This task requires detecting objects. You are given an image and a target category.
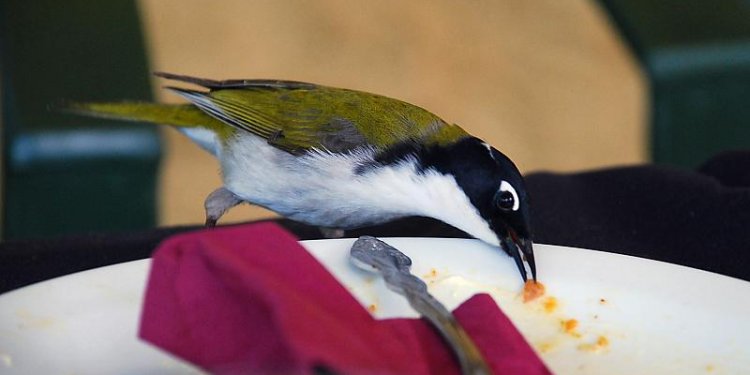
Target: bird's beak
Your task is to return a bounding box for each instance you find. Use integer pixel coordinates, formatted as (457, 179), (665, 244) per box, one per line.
(500, 228), (537, 283)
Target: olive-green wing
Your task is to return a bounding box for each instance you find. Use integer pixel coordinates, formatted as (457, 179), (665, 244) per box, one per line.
(159, 73), (469, 155)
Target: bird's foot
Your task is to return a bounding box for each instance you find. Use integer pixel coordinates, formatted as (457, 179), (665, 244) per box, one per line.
(204, 187), (243, 227)
(319, 227), (345, 239)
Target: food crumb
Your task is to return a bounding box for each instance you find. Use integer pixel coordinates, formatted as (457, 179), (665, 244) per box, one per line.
(578, 336), (610, 353)
(367, 304), (377, 313)
(599, 298), (607, 305)
(705, 364), (715, 372)
(537, 341), (557, 353)
(522, 280), (545, 302)
(561, 319), (579, 336)
(543, 297), (558, 313)
(422, 268), (438, 278)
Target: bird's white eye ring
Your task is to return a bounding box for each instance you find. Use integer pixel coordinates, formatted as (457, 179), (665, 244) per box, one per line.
(496, 181), (520, 211)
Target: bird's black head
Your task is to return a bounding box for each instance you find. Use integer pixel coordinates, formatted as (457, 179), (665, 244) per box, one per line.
(421, 136), (536, 282)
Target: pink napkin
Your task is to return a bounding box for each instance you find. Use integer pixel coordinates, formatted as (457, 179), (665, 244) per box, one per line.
(139, 223), (552, 375)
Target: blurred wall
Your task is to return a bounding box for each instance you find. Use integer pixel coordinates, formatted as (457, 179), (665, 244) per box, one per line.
(137, 0), (646, 226)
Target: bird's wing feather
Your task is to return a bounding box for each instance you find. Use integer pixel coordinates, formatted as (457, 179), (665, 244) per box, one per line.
(160, 73), (469, 154)
(155, 71), (316, 90)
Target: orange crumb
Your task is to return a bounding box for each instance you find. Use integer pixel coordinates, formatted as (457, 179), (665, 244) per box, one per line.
(367, 304), (377, 313)
(578, 335), (610, 352)
(543, 297), (558, 313)
(561, 319), (581, 338)
(522, 280), (546, 302)
(422, 268), (438, 278)
(562, 319), (578, 333)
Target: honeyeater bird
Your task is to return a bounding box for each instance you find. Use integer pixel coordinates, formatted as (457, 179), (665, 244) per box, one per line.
(69, 72), (536, 282)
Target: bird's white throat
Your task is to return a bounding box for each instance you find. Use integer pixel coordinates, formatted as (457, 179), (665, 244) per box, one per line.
(211, 133), (498, 246)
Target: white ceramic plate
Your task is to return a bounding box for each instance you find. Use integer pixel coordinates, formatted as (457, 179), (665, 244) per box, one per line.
(1, 238), (749, 374)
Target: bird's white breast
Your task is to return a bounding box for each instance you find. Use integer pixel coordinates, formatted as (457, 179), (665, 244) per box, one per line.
(216, 133), (498, 245)
(177, 127), (220, 155)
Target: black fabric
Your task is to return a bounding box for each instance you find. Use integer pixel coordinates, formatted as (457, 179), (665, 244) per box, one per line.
(526, 152), (750, 279)
(1, 151), (749, 293)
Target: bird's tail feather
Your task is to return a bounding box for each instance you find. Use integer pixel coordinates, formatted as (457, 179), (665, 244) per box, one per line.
(63, 101), (221, 130)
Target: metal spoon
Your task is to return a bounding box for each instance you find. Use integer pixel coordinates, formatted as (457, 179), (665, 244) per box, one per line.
(350, 236), (492, 375)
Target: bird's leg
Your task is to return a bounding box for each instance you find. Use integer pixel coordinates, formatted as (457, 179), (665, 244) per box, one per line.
(204, 187), (243, 227)
(319, 227), (346, 239)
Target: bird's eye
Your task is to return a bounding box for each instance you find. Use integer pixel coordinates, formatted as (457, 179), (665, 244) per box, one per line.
(495, 181), (519, 211)
(496, 191), (515, 210)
